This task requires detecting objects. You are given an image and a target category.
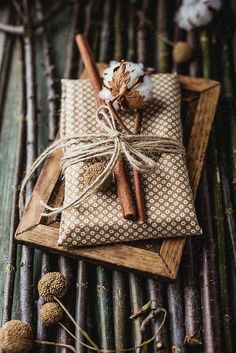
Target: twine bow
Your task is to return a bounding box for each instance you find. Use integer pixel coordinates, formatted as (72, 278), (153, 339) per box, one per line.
(19, 104), (185, 217)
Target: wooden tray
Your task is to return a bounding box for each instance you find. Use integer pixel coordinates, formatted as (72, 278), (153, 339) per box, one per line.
(15, 75), (220, 279)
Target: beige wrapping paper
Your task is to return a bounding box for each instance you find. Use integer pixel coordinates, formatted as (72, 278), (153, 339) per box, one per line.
(58, 73), (202, 247)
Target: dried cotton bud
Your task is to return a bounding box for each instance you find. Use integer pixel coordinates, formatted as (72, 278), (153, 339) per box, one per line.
(38, 272), (68, 302)
(173, 42), (193, 63)
(99, 60), (153, 111)
(84, 162), (113, 192)
(40, 302), (64, 326)
(175, 0), (222, 31)
(0, 320), (33, 353)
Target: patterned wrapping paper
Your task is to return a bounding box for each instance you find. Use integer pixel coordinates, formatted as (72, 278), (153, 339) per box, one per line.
(58, 73), (202, 247)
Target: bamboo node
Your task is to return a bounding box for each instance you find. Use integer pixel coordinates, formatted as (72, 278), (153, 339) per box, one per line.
(225, 207), (233, 215)
(76, 281), (88, 289)
(97, 284), (107, 293)
(5, 264), (15, 273)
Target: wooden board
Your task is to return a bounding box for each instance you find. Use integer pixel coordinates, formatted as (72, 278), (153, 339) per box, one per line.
(15, 75), (221, 279)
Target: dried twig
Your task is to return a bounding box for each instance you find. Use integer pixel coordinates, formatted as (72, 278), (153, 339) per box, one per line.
(147, 279), (169, 353)
(113, 270), (128, 352)
(96, 266), (114, 350)
(167, 279), (186, 353)
(199, 170), (223, 353)
(20, 0), (37, 326)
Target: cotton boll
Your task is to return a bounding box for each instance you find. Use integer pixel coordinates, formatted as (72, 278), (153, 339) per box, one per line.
(189, 2), (213, 28)
(99, 87), (114, 100)
(176, 0), (222, 31)
(136, 75), (154, 101)
(125, 62), (145, 88)
(99, 60), (153, 111)
(204, 0), (222, 10)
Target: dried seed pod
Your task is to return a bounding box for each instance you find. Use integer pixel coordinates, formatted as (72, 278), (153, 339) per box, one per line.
(173, 41), (193, 63)
(84, 162), (113, 192)
(40, 302), (64, 326)
(0, 320), (33, 353)
(99, 60), (153, 111)
(38, 272), (68, 302)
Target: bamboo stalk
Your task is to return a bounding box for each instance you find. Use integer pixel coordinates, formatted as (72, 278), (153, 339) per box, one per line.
(182, 29), (202, 347)
(198, 29), (223, 353)
(210, 132), (233, 353)
(96, 266), (114, 350)
(19, 0), (38, 327)
(112, 270), (128, 352)
(167, 279), (186, 353)
(129, 273), (145, 353)
(34, 1), (59, 349)
(57, 256), (77, 353)
(1, 13), (21, 323)
(183, 240), (202, 345)
(198, 169), (223, 353)
(98, 0), (112, 63)
(75, 261), (88, 353)
(157, 0), (170, 73)
(64, 1), (82, 80)
(147, 279), (169, 353)
(127, 0), (136, 62)
(219, 38), (236, 347)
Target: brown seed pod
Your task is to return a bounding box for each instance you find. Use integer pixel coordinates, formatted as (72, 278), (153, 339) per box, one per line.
(84, 162), (113, 192)
(0, 320), (33, 353)
(38, 272), (68, 302)
(172, 41), (193, 64)
(40, 302), (64, 326)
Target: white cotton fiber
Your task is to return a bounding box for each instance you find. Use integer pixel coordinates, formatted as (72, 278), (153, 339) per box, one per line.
(176, 0), (222, 31)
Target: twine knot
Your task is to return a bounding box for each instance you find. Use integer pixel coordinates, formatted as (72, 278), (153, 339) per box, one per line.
(19, 104), (185, 217)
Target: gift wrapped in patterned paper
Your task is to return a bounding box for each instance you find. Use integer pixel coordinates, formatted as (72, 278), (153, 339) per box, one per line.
(58, 73), (202, 247)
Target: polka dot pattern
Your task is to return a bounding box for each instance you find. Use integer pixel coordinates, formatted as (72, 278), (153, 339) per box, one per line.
(58, 74), (202, 247)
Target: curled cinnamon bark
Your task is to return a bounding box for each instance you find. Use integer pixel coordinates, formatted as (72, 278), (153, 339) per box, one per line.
(75, 34), (136, 220)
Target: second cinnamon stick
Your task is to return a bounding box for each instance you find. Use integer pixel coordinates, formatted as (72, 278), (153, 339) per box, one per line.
(75, 34), (136, 220)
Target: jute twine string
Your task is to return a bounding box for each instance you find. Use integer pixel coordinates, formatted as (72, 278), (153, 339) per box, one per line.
(19, 104), (185, 217)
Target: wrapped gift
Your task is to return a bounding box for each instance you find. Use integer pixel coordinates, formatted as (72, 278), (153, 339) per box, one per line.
(57, 73), (201, 247)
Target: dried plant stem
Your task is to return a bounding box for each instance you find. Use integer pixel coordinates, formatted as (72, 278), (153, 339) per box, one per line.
(99, 0), (112, 63)
(137, 0), (148, 67)
(35, 0), (59, 142)
(127, 0), (136, 62)
(34, 339), (76, 353)
(210, 133), (233, 353)
(183, 240), (202, 345)
(167, 279), (186, 353)
(0, 22), (23, 34)
(129, 273), (145, 353)
(157, 0), (170, 73)
(112, 270), (128, 352)
(147, 279), (169, 353)
(2, 32), (22, 323)
(199, 170), (223, 353)
(180, 29), (203, 348)
(57, 256), (77, 353)
(20, 0), (38, 327)
(96, 266), (114, 350)
(76, 261), (88, 353)
(64, 0), (82, 79)
(32, 0), (73, 29)
(220, 38), (236, 344)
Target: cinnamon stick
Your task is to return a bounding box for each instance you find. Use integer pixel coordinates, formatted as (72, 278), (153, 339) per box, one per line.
(75, 34), (136, 220)
(134, 111), (145, 223)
